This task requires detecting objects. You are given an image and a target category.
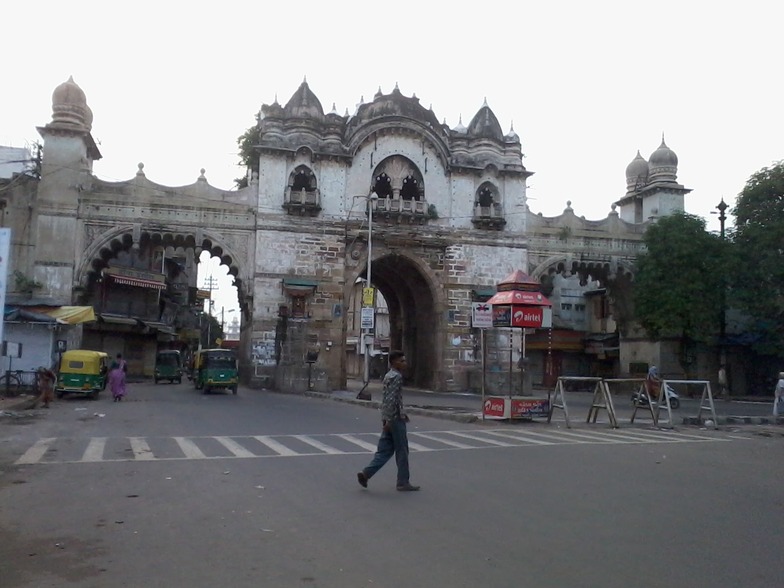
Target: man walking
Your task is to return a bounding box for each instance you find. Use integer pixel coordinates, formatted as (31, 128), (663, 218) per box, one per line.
(357, 350), (420, 492)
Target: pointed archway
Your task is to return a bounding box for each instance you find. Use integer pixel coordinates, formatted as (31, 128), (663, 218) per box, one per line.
(358, 252), (441, 389)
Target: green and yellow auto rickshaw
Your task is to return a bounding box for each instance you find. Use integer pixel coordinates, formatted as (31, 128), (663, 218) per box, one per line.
(154, 350), (183, 384)
(193, 349), (238, 394)
(55, 350), (110, 399)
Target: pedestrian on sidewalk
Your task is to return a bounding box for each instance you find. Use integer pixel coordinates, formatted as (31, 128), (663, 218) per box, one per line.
(356, 350), (420, 492)
(717, 365), (729, 399)
(33, 366), (57, 409)
(773, 372), (784, 417)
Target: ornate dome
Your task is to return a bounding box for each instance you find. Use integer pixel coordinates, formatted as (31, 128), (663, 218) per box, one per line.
(625, 150), (649, 190)
(466, 99), (504, 141)
(51, 75), (89, 129)
(648, 136), (678, 182)
(283, 79), (325, 120)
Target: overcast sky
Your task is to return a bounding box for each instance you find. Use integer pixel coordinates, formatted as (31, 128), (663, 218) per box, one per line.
(3, 1), (782, 308)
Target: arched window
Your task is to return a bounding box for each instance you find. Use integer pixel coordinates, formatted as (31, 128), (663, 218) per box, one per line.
(401, 176), (421, 201)
(477, 186), (494, 207)
(373, 173), (392, 198)
(290, 165), (317, 192)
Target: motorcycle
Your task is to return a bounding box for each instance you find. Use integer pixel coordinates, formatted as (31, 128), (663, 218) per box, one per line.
(631, 383), (680, 409)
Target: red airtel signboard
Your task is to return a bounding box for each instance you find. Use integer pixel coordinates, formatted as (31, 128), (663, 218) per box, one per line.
(512, 307), (544, 328)
(493, 305), (552, 328)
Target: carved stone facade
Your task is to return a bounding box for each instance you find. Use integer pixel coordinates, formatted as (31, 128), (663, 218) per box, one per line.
(3, 77), (693, 389)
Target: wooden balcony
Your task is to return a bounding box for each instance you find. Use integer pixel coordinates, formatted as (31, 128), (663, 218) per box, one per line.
(471, 202), (506, 230)
(283, 188), (321, 216)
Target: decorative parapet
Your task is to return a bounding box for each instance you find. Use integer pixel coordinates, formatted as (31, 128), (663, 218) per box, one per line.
(471, 202), (506, 230)
(283, 187), (321, 216)
(373, 197), (429, 225)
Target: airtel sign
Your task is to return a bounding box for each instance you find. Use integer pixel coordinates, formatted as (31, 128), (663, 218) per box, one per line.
(512, 307), (552, 328)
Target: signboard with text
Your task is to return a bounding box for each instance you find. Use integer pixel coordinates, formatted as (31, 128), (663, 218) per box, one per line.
(471, 302), (493, 328)
(360, 307), (375, 330)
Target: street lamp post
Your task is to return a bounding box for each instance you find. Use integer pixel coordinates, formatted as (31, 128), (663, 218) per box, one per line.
(357, 191), (378, 400)
(715, 198), (728, 361)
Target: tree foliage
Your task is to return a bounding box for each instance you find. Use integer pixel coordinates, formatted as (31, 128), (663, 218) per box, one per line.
(234, 123), (260, 189)
(633, 212), (725, 347)
(730, 160), (784, 356)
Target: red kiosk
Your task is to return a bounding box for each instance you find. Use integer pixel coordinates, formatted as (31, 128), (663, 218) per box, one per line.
(481, 270), (552, 420)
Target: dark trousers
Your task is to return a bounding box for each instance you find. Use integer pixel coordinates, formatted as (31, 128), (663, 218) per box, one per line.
(363, 419), (410, 486)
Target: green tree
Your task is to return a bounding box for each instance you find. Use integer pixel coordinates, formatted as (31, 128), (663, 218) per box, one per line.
(633, 212), (726, 370)
(234, 122), (260, 189)
(200, 313), (225, 348)
(730, 160), (784, 356)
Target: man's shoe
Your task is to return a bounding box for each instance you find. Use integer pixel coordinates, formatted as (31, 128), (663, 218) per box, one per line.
(357, 471), (368, 488)
(396, 483), (420, 492)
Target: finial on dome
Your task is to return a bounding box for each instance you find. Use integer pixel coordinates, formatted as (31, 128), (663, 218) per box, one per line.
(303, 75), (308, 84)
(565, 200), (573, 211)
(273, 93), (279, 105)
(483, 97), (489, 107)
(136, 162), (145, 176)
(198, 168), (207, 182)
(330, 102), (338, 115)
(394, 82), (399, 91)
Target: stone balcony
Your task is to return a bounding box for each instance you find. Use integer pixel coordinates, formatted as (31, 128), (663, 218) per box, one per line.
(471, 202), (506, 230)
(283, 187), (321, 216)
(372, 197), (430, 225)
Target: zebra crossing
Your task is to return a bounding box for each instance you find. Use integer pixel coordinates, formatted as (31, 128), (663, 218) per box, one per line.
(13, 427), (729, 465)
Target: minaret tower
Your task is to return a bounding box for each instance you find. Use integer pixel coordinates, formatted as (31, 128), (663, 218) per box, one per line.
(34, 76), (102, 303)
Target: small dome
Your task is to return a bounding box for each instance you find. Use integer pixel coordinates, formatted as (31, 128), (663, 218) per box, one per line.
(649, 138), (678, 168)
(625, 150), (649, 190)
(452, 115), (467, 134)
(648, 136), (678, 182)
(505, 122), (519, 142)
(466, 99), (504, 141)
(51, 76), (88, 129)
(283, 79), (324, 119)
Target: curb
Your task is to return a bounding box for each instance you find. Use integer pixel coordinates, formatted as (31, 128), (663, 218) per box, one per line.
(682, 415), (784, 426)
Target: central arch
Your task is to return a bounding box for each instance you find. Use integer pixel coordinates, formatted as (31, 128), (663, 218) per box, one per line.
(355, 251), (443, 389)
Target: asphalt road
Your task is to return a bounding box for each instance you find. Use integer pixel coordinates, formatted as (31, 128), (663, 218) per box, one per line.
(1, 381), (783, 588)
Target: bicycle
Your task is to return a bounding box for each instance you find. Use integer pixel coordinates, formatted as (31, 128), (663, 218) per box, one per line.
(0, 370), (23, 397)
(0, 370), (42, 398)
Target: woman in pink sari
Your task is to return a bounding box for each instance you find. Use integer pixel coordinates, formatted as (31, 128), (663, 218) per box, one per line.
(109, 353), (128, 402)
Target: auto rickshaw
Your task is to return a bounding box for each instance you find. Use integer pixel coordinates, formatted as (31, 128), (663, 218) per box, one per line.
(154, 350), (183, 384)
(55, 350), (110, 399)
(193, 349), (238, 394)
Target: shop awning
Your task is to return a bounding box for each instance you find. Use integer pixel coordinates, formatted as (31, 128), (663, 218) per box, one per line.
(4, 305), (96, 324)
(110, 275), (167, 290)
(98, 314), (141, 326)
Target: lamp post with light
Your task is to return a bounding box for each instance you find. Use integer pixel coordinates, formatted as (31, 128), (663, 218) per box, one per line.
(714, 198), (728, 363)
(356, 191), (378, 400)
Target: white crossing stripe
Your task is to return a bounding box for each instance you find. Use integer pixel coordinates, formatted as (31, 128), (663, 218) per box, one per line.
(407, 441), (433, 452)
(446, 431), (515, 446)
(337, 434), (378, 452)
(82, 437), (106, 462)
(215, 436), (255, 458)
(253, 435), (298, 456)
(411, 432), (475, 449)
(483, 431), (556, 446)
(291, 435), (343, 454)
(15, 438), (56, 465)
(129, 437), (155, 460)
(174, 437), (207, 459)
